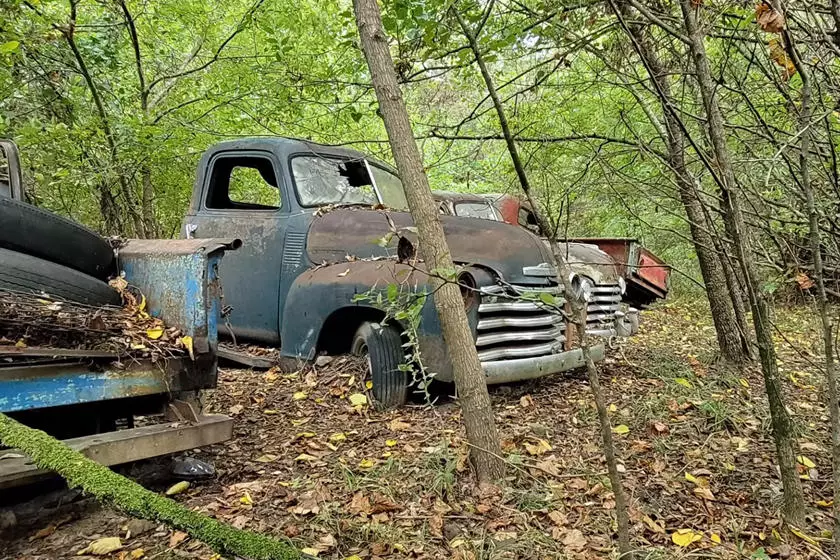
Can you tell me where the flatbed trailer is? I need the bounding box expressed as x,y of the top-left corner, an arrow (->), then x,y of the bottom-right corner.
0,238 -> 239,488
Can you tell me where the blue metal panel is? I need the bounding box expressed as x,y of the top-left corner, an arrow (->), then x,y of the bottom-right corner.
0,362 -> 182,412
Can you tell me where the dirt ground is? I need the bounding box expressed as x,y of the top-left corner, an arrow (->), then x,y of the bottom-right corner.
1,304 -> 836,559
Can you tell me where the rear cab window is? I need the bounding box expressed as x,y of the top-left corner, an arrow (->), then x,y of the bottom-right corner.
205,154 -> 282,210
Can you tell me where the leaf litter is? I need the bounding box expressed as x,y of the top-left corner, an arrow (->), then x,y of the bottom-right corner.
5,305 -> 839,559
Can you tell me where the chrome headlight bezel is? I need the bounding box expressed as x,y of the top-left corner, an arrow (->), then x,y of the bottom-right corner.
618,276 -> 626,295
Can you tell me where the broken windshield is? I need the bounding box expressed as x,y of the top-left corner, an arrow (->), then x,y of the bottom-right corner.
454,201 -> 499,221
292,155 -> 408,210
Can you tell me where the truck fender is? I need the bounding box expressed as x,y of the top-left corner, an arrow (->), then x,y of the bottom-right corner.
280,260 -> 432,361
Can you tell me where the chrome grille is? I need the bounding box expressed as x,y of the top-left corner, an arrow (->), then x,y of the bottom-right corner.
586,284 -> 621,337
476,284 -> 566,362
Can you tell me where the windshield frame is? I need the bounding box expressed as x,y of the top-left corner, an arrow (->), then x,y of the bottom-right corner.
288,152 -> 408,210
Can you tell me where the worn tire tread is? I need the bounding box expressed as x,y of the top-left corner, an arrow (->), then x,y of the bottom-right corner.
0,198 -> 115,279
0,248 -> 121,305
353,322 -> 408,408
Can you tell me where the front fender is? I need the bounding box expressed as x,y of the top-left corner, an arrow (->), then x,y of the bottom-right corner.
281,260 -> 433,360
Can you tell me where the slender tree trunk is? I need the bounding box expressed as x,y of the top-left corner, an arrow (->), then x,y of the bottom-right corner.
678,0 -> 805,525
353,0 -> 505,482
612,1 -> 749,363
452,7 -> 633,556
779,11 -> 840,551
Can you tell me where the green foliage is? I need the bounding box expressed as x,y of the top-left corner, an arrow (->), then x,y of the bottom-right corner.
0,413 -> 300,560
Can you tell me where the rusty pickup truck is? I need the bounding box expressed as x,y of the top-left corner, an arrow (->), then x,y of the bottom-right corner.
483,193 -> 671,308
183,138 -> 606,407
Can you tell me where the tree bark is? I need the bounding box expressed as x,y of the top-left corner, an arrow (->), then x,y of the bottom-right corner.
452,7 -> 633,556
677,0 -> 805,525
778,9 -> 840,550
353,0 -> 505,482
612,1 -> 750,364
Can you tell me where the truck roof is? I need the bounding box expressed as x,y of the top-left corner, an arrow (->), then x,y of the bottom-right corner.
207,137 -> 398,174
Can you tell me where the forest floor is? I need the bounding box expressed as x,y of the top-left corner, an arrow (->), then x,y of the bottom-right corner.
2,303 -> 836,560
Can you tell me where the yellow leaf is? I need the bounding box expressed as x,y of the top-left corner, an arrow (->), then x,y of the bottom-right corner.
165,481 -> 190,496
295,453 -> 317,462
674,378 -> 692,388
817,500 -> 834,508
608,404 -> 617,413
146,328 -> 164,340
180,335 -> 194,360
297,432 -> 316,438
382,451 -> 392,458
344,556 -> 363,560
14,339 -> 26,348
348,393 -> 368,406
240,492 -> 253,505
359,458 -> 375,468
255,454 -> 277,463
738,378 -> 749,388
612,424 -> 630,435
671,529 -> 702,547
78,537 -> 123,555
524,438 -> 552,456
301,548 -> 320,556
293,391 -> 308,401
263,409 -> 278,415
710,533 -> 721,544
365,381 -> 373,389
797,455 -> 816,469
385,439 -> 398,447
684,472 -> 698,484
790,526 -> 819,546
129,549 -> 145,559
329,433 -> 347,442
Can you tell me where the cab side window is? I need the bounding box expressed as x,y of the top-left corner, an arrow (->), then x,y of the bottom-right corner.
206,155 -> 281,210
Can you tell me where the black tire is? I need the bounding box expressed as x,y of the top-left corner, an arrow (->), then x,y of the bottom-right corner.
351,322 -> 408,408
0,248 -> 121,306
0,197 -> 115,279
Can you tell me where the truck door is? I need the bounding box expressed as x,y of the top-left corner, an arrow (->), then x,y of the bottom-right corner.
186,151 -> 286,344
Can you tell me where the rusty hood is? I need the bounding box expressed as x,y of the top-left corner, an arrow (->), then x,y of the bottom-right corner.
306,208 -> 553,285
558,242 -> 619,285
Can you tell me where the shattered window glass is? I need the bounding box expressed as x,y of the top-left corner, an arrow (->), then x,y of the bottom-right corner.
292,155 -> 408,210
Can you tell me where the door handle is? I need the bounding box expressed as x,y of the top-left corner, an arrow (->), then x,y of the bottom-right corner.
185,223 -> 198,239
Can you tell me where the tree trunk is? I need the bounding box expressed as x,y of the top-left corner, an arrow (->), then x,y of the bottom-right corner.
612,2 -> 749,364
353,0 -> 505,482
779,10 -> 840,550
452,8 -> 632,556
678,0 -> 805,525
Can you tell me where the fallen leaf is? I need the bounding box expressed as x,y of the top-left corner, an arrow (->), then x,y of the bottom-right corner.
29,525 -> 56,541
301,548 -> 320,556
612,424 -> 630,435
348,393 -> 368,406
429,513 -> 444,537
349,492 -> 372,515
674,378 -> 693,388
165,481 -> 190,496
385,439 -> 397,447
293,392 -> 308,401
329,433 -> 346,442
78,537 -> 123,555
547,510 -> 567,527
180,336 -> 194,360
255,454 -> 277,463
169,531 -> 188,548
710,533 -> 721,545
129,549 -> 145,559
229,404 -> 244,415
642,515 -> 665,534
295,453 -> 317,462
520,394 -> 535,408
693,486 -> 715,501
337,268 -> 350,277
562,529 -> 586,551
797,455 -> 816,469
358,458 -> 375,468
240,492 -> 253,505
672,529 -> 702,547
524,438 -> 552,456
817,500 -> 834,508
389,418 -> 411,431
146,328 -> 164,340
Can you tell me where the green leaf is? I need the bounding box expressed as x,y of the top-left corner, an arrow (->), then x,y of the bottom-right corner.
387,283 -> 399,301
0,41 -> 20,54
539,292 -> 556,306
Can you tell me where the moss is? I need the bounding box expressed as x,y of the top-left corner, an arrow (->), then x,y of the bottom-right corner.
0,413 -> 300,560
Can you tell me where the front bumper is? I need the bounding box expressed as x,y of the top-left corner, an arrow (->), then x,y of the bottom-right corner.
482,343 -> 605,384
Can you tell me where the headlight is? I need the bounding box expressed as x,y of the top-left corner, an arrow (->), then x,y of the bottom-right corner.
580,277 -> 593,302
618,276 -> 626,295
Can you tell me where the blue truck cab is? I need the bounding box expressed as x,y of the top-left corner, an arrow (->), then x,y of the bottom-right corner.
184,137 -> 606,406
